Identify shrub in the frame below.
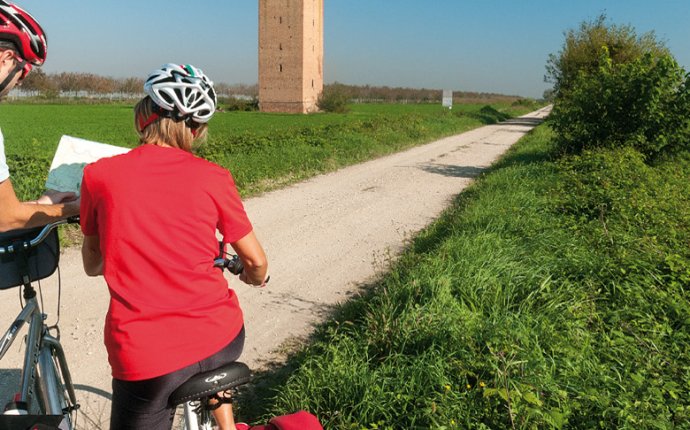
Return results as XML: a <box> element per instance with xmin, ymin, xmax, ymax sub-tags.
<box><xmin>545</xmin><ymin>14</ymin><xmax>669</xmax><ymax>96</ymax></box>
<box><xmin>464</xmin><ymin>105</ymin><xmax>511</xmax><ymax>124</ymax></box>
<box><xmin>218</xmin><ymin>96</ymin><xmax>258</xmax><ymax>112</ymax></box>
<box><xmin>549</xmin><ymin>52</ymin><xmax>690</xmax><ymax>158</ymax></box>
<box><xmin>511</xmin><ymin>98</ymin><xmax>538</xmax><ymax>109</ymax></box>
<box><xmin>317</xmin><ymin>86</ymin><xmax>350</xmax><ymax>113</ymax></box>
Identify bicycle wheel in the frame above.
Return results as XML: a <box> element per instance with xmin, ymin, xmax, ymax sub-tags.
<box><xmin>36</xmin><ymin>343</ymin><xmax>76</xmax><ymax>430</ymax></box>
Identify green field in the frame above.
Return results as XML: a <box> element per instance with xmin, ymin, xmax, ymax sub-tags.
<box><xmin>1</xmin><ymin>101</ymin><xmax>539</xmax><ymax>200</ymax></box>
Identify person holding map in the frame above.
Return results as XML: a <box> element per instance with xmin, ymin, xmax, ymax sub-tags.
<box><xmin>0</xmin><ymin>1</ymin><xmax>79</xmax><ymax>232</ymax></box>
<box><xmin>80</xmin><ymin>64</ymin><xmax>268</xmax><ymax>430</ymax></box>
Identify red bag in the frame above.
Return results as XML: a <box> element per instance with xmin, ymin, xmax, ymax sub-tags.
<box><xmin>239</xmin><ymin>410</ymin><xmax>324</xmax><ymax>430</ymax></box>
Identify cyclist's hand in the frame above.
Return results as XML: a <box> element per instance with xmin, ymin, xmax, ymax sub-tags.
<box><xmin>37</xmin><ymin>190</ymin><xmax>79</xmax><ymax>204</ymax></box>
<box><xmin>239</xmin><ymin>271</ymin><xmax>269</xmax><ymax>288</ymax></box>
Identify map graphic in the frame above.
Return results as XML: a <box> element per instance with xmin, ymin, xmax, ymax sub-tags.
<box><xmin>46</xmin><ymin>135</ymin><xmax>130</xmax><ymax>194</ymax></box>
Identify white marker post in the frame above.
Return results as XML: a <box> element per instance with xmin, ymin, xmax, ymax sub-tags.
<box><xmin>442</xmin><ymin>90</ymin><xmax>453</xmax><ymax>110</ymax></box>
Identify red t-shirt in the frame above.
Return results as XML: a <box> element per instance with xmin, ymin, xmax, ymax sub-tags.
<box><xmin>80</xmin><ymin>144</ymin><xmax>253</xmax><ymax>381</ymax></box>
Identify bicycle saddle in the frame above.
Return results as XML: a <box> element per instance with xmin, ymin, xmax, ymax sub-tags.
<box><xmin>168</xmin><ymin>361</ymin><xmax>251</xmax><ymax>407</ymax></box>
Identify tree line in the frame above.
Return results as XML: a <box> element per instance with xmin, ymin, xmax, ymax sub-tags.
<box><xmin>19</xmin><ymin>69</ymin><xmax>144</xmax><ymax>98</ymax></box>
<box><xmin>324</xmin><ymin>82</ymin><xmax>526</xmax><ymax>104</ymax></box>
<box><xmin>17</xmin><ymin>69</ymin><xmax>530</xmax><ymax>104</ymax></box>
<box><xmin>18</xmin><ymin>69</ymin><xmax>258</xmax><ymax>99</ymax></box>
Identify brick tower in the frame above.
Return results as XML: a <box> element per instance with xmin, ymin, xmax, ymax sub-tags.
<box><xmin>258</xmin><ymin>0</ymin><xmax>324</xmax><ymax>113</ymax></box>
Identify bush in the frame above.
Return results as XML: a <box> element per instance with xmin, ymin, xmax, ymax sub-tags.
<box><xmin>317</xmin><ymin>86</ymin><xmax>350</xmax><ymax>113</ymax></box>
<box><xmin>511</xmin><ymin>98</ymin><xmax>538</xmax><ymax>109</ymax></box>
<box><xmin>550</xmin><ymin>52</ymin><xmax>690</xmax><ymax>158</ymax></box>
<box><xmin>464</xmin><ymin>105</ymin><xmax>511</xmax><ymax>124</ymax></box>
<box><xmin>545</xmin><ymin>14</ymin><xmax>669</xmax><ymax>96</ymax></box>
<box><xmin>219</xmin><ymin>96</ymin><xmax>258</xmax><ymax>112</ymax></box>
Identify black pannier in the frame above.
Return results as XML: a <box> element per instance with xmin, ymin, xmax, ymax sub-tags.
<box><xmin>0</xmin><ymin>226</ymin><xmax>60</xmax><ymax>290</ymax></box>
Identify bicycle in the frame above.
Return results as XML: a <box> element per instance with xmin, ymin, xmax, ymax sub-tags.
<box><xmin>168</xmin><ymin>249</ymin><xmax>253</xmax><ymax>430</ymax></box>
<box><xmin>0</xmin><ymin>218</ymin><xmax>80</xmax><ymax>430</ymax></box>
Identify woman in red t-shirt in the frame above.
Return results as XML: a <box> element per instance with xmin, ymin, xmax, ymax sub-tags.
<box><xmin>80</xmin><ymin>64</ymin><xmax>268</xmax><ymax>430</ymax></box>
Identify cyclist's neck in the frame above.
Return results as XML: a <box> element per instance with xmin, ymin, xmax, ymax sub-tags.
<box><xmin>146</xmin><ymin>141</ymin><xmax>173</xmax><ymax>149</ymax></box>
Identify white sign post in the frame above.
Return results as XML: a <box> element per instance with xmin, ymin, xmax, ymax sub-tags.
<box><xmin>442</xmin><ymin>90</ymin><xmax>453</xmax><ymax>109</ymax></box>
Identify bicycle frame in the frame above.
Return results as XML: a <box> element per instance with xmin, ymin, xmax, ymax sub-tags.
<box><xmin>39</xmin><ymin>330</ymin><xmax>77</xmax><ymax>415</ymax></box>
<box><xmin>0</xmin><ymin>292</ymin><xmax>76</xmax><ymax>415</ymax></box>
<box><xmin>0</xmin><ymin>296</ymin><xmax>42</xmax><ymax>409</ymax></box>
<box><xmin>181</xmin><ymin>402</ymin><xmax>202</xmax><ymax>429</ymax></box>
<box><xmin>0</xmin><ymin>219</ymin><xmax>79</xmax><ymax>424</ymax></box>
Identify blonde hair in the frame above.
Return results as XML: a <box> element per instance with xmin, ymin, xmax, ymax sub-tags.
<box><xmin>134</xmin><ymin>96</ymin><xmax>208</xmax><ymax>152</ymax></box>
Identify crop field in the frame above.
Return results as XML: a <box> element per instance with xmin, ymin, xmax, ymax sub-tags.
<box><xmin>1</xmin><ymin>101</ymin><xmax>540</xmax><ymax>200</ymax></box>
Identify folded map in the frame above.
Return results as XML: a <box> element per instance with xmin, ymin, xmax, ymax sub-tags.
<box><xmin>45</xmin><ymin>135</ymin><xmax>130</xmax><ymax>194</ymax></box>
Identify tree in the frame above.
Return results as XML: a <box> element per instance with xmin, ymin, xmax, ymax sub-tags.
<box><xmin>54</xmin><ymin>72</ymin><xmax>81</xmax><ymax>96</ymax></box>
<box><xmin>20</xmin><ymin>68</ymin><xmax>58</xmax><ymax>97</ymax></box>
<box><xmin>118</xmin><ymin>77</ymin><xmax>144</xmax><ymax>97</ymax></box>
<box><xmin>545</xmin><ymin>14</ymin><xmax>669</xmax><ymax>97</ymax></box>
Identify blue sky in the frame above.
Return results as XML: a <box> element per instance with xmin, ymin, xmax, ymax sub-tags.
<box><xmin>17</xmin><ymin>1</ymin><xmax>690</xmax><ymax>99</ymax></box>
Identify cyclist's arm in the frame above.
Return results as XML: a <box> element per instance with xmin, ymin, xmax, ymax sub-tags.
<box><xmin>230</xmin><ymin>230</ymin><xmax>268</xmax><ymax>286</ymax></box>
<box><xmin>82</xmin><ymin>234</ymin><xmax>103</xmax><ymax>276</ymax></box>
<box><xmin>0</xmin><ymin>179</ymin><xmax>80</xmax><ymax>232</ymax></box>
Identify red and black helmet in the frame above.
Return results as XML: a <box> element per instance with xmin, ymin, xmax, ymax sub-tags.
<box><xmin>0</xmin><ymin>0</ymin><xmax>47</xmax><ymax>66</ymax></box>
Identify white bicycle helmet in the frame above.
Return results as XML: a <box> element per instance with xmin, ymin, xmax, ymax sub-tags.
<box><xmin>143</xmin><ymin>63</ymin><xmax>216</xmax><ymax>124</ymax></box>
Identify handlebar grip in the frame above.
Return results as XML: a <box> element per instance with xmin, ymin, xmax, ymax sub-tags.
<box><xmin>225</xmin><ymin>257</ymin><xmax>244</xmax><ymax>275</ymax></box>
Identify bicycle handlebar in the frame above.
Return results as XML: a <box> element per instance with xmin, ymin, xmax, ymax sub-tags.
<box><xmin>0</xmin><ymin>216</ymin><xmax>80</xmax><ymax>255</ymax></box>
<box><xmin>0</xmin><ymin>218</ymin><xmax>251</xmax><ymax>279</ymax></box>
<box><xmin>213</xmin><ymin>254</ymin><xmax>244</xmax><ymax>275</ymax></box>
<box><xmin>213</xmin><ymin>244</ymin><xmax>270</xmax><ymax>287</ymax></box>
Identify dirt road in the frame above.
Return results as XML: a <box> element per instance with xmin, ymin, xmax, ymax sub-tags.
<box><xmin>0</xmin><ymin>106</ymin><xmax>550</xmax><ymax>428</ymax></box>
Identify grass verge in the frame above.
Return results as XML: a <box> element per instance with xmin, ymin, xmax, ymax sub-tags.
<box><xmin>236</xmin><ymin>125</ymin><xmax>690</xmax><ymax>429</ymax></box>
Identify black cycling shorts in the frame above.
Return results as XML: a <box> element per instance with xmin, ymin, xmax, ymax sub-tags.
<box><xmin>110</xmin><ymin>326</ymin><xmax>245</xmax><ymax>430</ymax></box>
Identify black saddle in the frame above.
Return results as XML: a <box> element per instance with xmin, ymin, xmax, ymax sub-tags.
<box><xmin>168</xmin><ymin>361</ymin><xmax>251</xmax><ymax>407</ymax></box>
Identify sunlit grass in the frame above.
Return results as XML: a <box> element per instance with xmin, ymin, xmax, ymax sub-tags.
<box><xmin>238</xmin><ymin>126</ymin><xmax>690</xmax><ymax>429</ymax></box>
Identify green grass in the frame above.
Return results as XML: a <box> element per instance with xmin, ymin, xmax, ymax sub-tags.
<box><xmin>1</xmin><ymin>101</ymin><xmax>539</xmax><ymax>200</ymax></box>
<box><xmin>236</xmin><ymin>126</ymin><xmax>690</xmax><ymax>429</ymax></box>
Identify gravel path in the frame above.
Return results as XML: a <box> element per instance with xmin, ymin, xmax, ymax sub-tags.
<box><xmin>0</xmin><ymin>106</ymin><xmax>550</xmax><ymax>428</ymax></box>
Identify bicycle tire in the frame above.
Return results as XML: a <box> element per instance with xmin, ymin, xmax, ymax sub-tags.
<box><xmin>36</xmin><ymin>346</ymin><xmax>76</xmax><ymax>430</ymax></box>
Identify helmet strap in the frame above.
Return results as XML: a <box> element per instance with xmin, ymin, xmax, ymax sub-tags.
<box><xmin>0</xmin><ymin>57</ymin><xmax>25</xmax><ymax>95</ymax></box>
<box><xmin>137</xmin><ymin>111</ymin><xmax>160</xmax><ymax>132</ymax></box>
<box><xmin>138</xmin><ymin>103</ymin><xmax>201</xmax><ymax>136</ymax></box>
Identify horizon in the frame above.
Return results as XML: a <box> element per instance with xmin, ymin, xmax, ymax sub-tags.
<box><xmin>15</xmin><ymin>1</ymin><xmax>690</xmax><ymax>99</ymax></box>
